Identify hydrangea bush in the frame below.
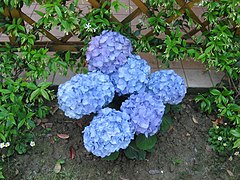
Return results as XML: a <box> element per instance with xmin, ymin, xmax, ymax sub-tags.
<box><xmin>57</xmin><ymin>71</ymin><xmax>114</xmax><ymax>119</ymax></box>
<box><xmin>121</xmin><ymin>92</ymin><xmax>165</xmax><ymax>137</ymax></box>
<box><xmin>86</xmin><ymin>30</ymin><xmax>133</xmax><ymax>75</ymax></box>
<box><xmin>83</xmin><ymin>108</ymin><xmax>134</xmax><ymax>157</ymax></box>
<box><xmin>110</xmin><ymin>55</ymin><xmax>151</xmax><ymax>95</ymax></box>
<box><xmin>57</xmin><ymin>30</ymin><xmax>187</xmax><ymax>159</ymax></box>
<box><xmin>147</xmin><ymin>70</ymin><xmax>187</xmax><ymax>105</ymax></box>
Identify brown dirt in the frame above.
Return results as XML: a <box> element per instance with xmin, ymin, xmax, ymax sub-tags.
<box><xmin>4</xmin><ymin>95</ymin><xmax>240</xmax><ymax>180</ymax></box>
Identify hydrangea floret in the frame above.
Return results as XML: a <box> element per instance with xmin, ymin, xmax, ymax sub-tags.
<box><xmin>86</xmin><ymin>30</ymin><xmax>133</xmax><ymax>75</ymax></box>
<box><xmin>83</xmin><ymin>108</ymin><xmax>135</xmax><ymax>157</ymax></box>
<box><xmin>57</xmin><ymin>71</ymin><xmax>115</xmax><ymax>119</ymax></box>
<box><xmin>121</xmin><ymin>92</ymin><xmax>165</xmax><ymax>137</ymax></box>
<box><xmin>147</xmin><ymin>70</ymin><xmax>187</xmax><ymax>105</ymax></box>
<box><xmin>110</xmin><ymin>55</ymin><xmax>151</xmax><ymax>95</ymax></box>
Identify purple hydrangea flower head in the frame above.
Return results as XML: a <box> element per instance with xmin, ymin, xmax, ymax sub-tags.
<box><xmin>57</xmin><ymin>71</ymin><xmax>115</xmax><ymax>119</ymax></box>
<box><xmin>147</xmin><ymin>70</ymin><xmax>187</xmax><ymax>105</ymax></box>
<box><xmin>86</xmin><ymin>30</ymin><xmax>133</xmax><ymax>74</ymax></box>
<box><xmin>83</xmin><ymin>108</ymin><xmax>135</xmax><ymax>157</ymax></box>
<box><xmin>110</xmin><ymin>55</ymin><xmax>151</xmax><ymax>95</ymax></box>
<box><xmin>121</xmin><ymin>92</ymin><xmax>165</xmax><ymax>137</ymax></box>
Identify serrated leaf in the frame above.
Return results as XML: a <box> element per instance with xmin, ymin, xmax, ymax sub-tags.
<box><xmin>160</xmin><ymin>114</ymin><xmax>174</xmax><ymax>133</ymax></box>
<box><xmin>124</xmin><ymin>142</ymin><xmax>146</xmax><ymax>160</ymax></box>
<box><xmin>136</xmin><ymin>134</ymin><xmax>157</xmax><ymax>150</ymax></box>
<box><xmin>103</xmin><ymin>151</ymin><xmax>119</xmax><ymax>161</ymax></box>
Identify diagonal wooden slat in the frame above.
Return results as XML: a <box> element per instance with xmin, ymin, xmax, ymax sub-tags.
<box><xmin>145</xmin><ymin>0</ymin><xmax>202</xmax><ymax>37</ymax></box>
<box><xmin>176</xmin><ymin>0</ymin><xmax>207</xmax><ymax>32</ymax></box>
<box><xmin>121</xmin><ymin>8</ymin><xmax>142</xmax><ymax>25</ymax></box>
<box><xmin>20</xmin><ymin>11</ymin><xmax>61</xmax><ymax>43</ymax></box>
<box><xmin>131</xmin><ymin>0</ymin><xmax>151</xmax><ymax>16</ymax></box>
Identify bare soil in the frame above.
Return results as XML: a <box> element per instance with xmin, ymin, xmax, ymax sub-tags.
<box><xmin>4</xmin><ymin>95</ymin><xmax>240</xmax><ymax>180</ymax></box>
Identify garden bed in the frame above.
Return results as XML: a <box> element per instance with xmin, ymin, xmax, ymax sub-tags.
<box><xmin>4</xmin><ymin>95</ymin><xmax>240</xmax><ymax>180</ymax></box>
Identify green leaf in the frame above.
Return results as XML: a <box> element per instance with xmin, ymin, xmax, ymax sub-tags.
<box><xmin>210</xmin><ymin>89</ymin><xmax>221</xmax><ymax>96</ymax></box>
<box><xmin>65</xmin><ymin>51</ymin><xmax>70</xmax><ymax>61</ymax></box>
<box><xmin>160</xmin><ymin>114</ymin><xmax>174</xmax><ymax>133</ymax></box>
<box><xmin>0</xmin><ymin>89</ymin><xmax>11</xmax><ymax>94</ymax></box>
<box><xmin>172</xmin><ymin>47</ymin><xmax>178</xmax><ymax>54</ymax></box>
<box><xmin>136</xmin><ymin>134</ymin><xmax>157</xmax><ymax>150</ymax></box>
<box><xmin>15</xmin><ymin>143</ymin><xmax>27</xmax><ymax>154</ymax></box>
<box><xmin>30</xmin><ymin>89</ymin><xmax>40</xmax><ymax>101</ymax></box>
<box><xmin>17</xmin><ymin>118</ymin><xmax>26</xmax><ymax>129</ymax></box>
<box><xmin>40</xmin><ymin>89</ymin><xmax>50</xmax><ymax>100</ymax></box>
<box><xmin>124</xmin><ymin>142</ymin><xmax>146</xmax><ymax>160</ymax></box>
<box><xmin>34</xmin><ymin>10</ymin><xmax>44</xmax><ymax>16</ymax></box>
<box><xmin>27</xmin><ymin>119</ymin><xmax>35</xmax><ymax>129</ymax></box>
<box><xmin>233</xmin><ymin>139</ymin><xmax>240</xmax><ymax>148</ymax></box>
<box><xmin>103</xmin><ymin>151</ymin><xmax>119</xmax><ymax>161</ymax></box>
<box><xmin>228</xmin><ymin>104</ymin><xmax>240</xmax><ymax>111</ymax></box>
<box><xmin>26</xmin><ymin>82</ymin><xmax>38</xmax><ymax>90</ymax></box>
<box><xmin>231</xmin><ymin>129</ymin><xmax>240</xmax><ymax>138</ymax></box>
<box><xmin>55</xmin><ymin>6</ymin><xmax>62</xmax><ymax>17</ymax></box>
<box><xmin>0</xmin><ymin>133</ymin><xmax>6</xmax><ymax>142</ymax></box>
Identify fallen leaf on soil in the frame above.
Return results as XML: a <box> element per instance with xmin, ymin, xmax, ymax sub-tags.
<box><xmin>120</xmin><ymin>177</ymin><xmax>129</xmax><ymax>180</ymax></box>
<box><xmin>34</xmin><ymin>118</ymin><xmax>42</xmax><ymax>126</ymax></box>
<box><xmin>70</xmin><ymin>146</ymin><xmax>76</xmax><ymax>159</ymax></box>
<box><xmin>54</xmin><ymin>162</ymin><xmax>61</xmax><ymax>173</ymax></box>
<box><xmin>206</xmin><ymin>145</ymin><xmax>212</xmax><ymax>152</ymax></box>
<box><xmin>186</xmin><ymin>133</ymin><xmax>191</xmax><ymax>137</ymax></box>
<box><xmin>45</xmin><ymin>123</ymin><xmax>53</xmax><ymax>128</ymax></box>
<box><xmin>76</xmin><ymin>121</ymin><xmax>83</xmax><ymax>128</ymax></box>
<box><xmin>57</xmin><ymin>133</ymin><xmax>69</xmax><ymax>139</ymax></box>
<box><xmin>50</xmin><ymin>106</ymin><xmax>59</xmax><ymax>115</ymax></box>
<box><xmin>41</xmin><ymin>118</ymin><xmax>49</xmax><ymax>123</ymax></box>
<box><xmin>167</xmin><ymin>126</ymin><xmax>174</xmax><ymax>133</ymax></box>
<box><xmin>15</xmin><ymin>169</ymin><xmax>19</xmax><ymax>175</ymax></box>
<box><xmin>226</xmin><ymin>169</ymin><xmax>234</xmax><ymax>177</ymax></box>
<box><xmin>212</xmin><ymin>117</ymin><xmax>223</xmax><ymax>125</ymax></box>
<box><xmin>192</xmin><ymin>116</ymin><xmax>199</xmax><ymax>124</ymax></box>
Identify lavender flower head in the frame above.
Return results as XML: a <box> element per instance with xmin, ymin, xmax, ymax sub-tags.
<box><xmin>147</xmin><ymin>70</ymin><xmax>187</xmax><ymax>105</ymax></box>
<box><xmin>57</xmin><ymin>71</ymin><xmax>115</xmax><ymax>119</ymax></box>
<box><xmin>83</xmin><ymin>108</ymin><xmax>135</xmax><ymax>157</ymax></box>
<box><xmin>86</xmin><ymin>30</ymin><xmax>133</xmax><ymax>75</ymax></box>
<box><xmin>110</xmin><ymin>55</ymin><xmax>151</xmax><ymax>95</ymax></box>
<box><xmin>121</xmin><ymin>92</ymin><xmax>165</xmax><ymax>137</ymax></box>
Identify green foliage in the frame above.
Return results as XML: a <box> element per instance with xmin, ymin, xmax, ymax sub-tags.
<box><xmin>124</xmin><ymin>141</ymin><xmax>146</xmax><ymax>160</ymax></box>
<box><xmin>0</xmin><ymin>3</ymin><xmax>76</xmax><ymax>175</ymax></box>
<box><xmin>208</xmin><ymin>124</ymin><xmax>236</xmax><ymax>156</ymax></box>
<box><xmin>103</xmin><ymin>151</ymin><xmax>120</xmax><ymax>161</ymax></box>
<box><xmin>135</xmin><ymin>134</ymin><xmax>157</xmax><ymax>151</ymax></box>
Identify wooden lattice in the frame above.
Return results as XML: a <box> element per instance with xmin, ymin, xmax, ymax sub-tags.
<box><xmin>0</xmin><ymin>0</ymin><xmax>238</xmax><ymax>51</ymax></box>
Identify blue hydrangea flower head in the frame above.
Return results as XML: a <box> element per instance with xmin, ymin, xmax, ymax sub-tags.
<box><xmin>83</xmin><ymin>108</ymin><xmax>135</xmax><ymax>157</ymax></box>
<box><xmin>57</xmin><ymin>71</ymin><xmax>115</xmax><ymax>119</ymax></box>
<box><xmin>121</xmin><ymin>92</ymin><xmax>165</xmax><ymax>137</ymax></box>
<box><xmin>86</xmin><ymin>30</ymin><xmax>133</xmax><ymax>74</ymax></box>
<box><xmin>110</xmin><ymin>55</ymin><xmax>151</xmax><ymax>95</ymax></box>
<box><xmin>147</xmin><ymin>70</ymin><xmax>187</xmax><ymax>105</ymax></box>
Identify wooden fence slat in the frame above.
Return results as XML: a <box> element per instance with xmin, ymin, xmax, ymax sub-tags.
<box><xmin>176</xmin><ymin>0</ymin><xmax>207</xmax><ymax>33</ymax></box>
<box><xmin>121</xmin><ymin>8</ymin><xmax>142</xmax><ymax>25</ymax></box>
<box><xmin>131</xmin><ymin>0</ymin><xmax>150</xmax><ymax>16</ymax></box>
<box><xmin>20</xmin><ymin>11</ymin><xmax>61</xmax><ymax>43</ymax></box>
<box><xmin>1</xmin><ymin>0</ymin><xmax>238</xmax><ymax>52</ymax></box>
